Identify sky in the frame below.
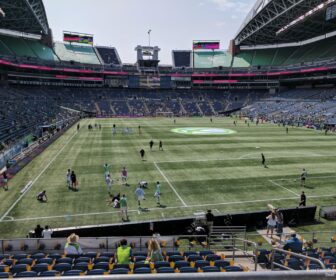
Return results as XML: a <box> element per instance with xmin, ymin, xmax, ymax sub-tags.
<box><xmin>43</xmin><ymin>0</ymin><xmax>256</xmax><ymax>64</ymax></box>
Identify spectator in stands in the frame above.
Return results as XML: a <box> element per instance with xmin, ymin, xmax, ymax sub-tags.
<box><xmin>283</xmin><ymin>233</ymin><xmax>303</xmax><ymax>253</ymax></box>
<box><xmin>42</xmin><ymin>225</ymin><xmax>53</xmax><ymax>239</ymax></box>
<box><xmin>147</xmin><ymin>238</ymin><xmax>163</xmax><ymax>262</ymax></box>
<box><xmin>34</xmin><ymin>224</ymin><xmax>43</xmax><ymax>238</ymax></box>
<box><xmin>115</xmin><ymin>239</ymin><xmax>131</xmax><ymax>264</ymax></box>
<box><xmin>64</xmin><ymin>233</ymin><xmax>83</xmax><ymax>255</ymax></box>
<box><xmin>206</xmin><ymin>210</ymin><xmax>215</xmax><ymax>236</ymax></box>
<box><xmin>37</xmin><ymin>190</ymin><xmax>47</xmax><ymax>202</ymax></box>
<box><xmin>266</xmin><ymin>212</ymin><xmax>277</xmax><ymax>238</ymax></box>
<box><xmin>275</xmin><ymin>208</ymin><xmax>284</xmax><ymax>237</ymax></box>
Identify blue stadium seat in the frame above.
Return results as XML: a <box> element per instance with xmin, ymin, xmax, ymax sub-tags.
<box><xmin>93</xmin><ymin>262</ymin><xmax>110</xmax><ymax>271</ymax></box>
<box><xmin>285</xmin><ymin>258</ymin><xmax>302</xmax><ymax>270</ymax></box>
<box><xmin>0</xmin><ymin>255</ymin><xmax>10</xmax><ymax>261</ymax></box>
<box><xmin>99</xmin><ymin>252</ymin><xmax>114</xmax><ymax>258</ymax></box>
<box><xmin>194</xmin><ymin>260</ymin><xmax>210</xmax><ymax>268</ymax></box>
<box><xmin>169</xmin><ymin>255</ymin><xmax>184</xmax><ymax>262</ymax></box>
<box><xmin>0</xmin><ymin>272</ymin><xmax>9</xmax><ymax>279</ymax></box>
<box><xmin>224</xmin><ymin>266</ymin><xmax>243</xmax><ymax>272</ymax></box>
<box><xmin>17</xmin><ymin>258</ymin><xmax>33</xmax><ymax>265</ymax></box>
<box><xmin>188</xmin><ymin>254</ymin><xmax>203</xmax><ymax>262</ymax></box>
<box><xmin>0</xmin><ymin>266</ymin><xmax>9</xmax><ymax>273</ymax></box>
<box><xmin>2</xmin><ymin>260</ymin><xmax>13</xmax><ymax>267</ymax></box>
<box><xmin>134</xmin><ymin>267</ymin><xmax>151</xmax><ymax>274</ymax></box>
<box><xmin>31</xmin><ymin>253</ymin><xmax>45</xmax><ymax>260</ymax></box>
<box><xmin>83</xmin><ymin>252</ymin><xmax>97</xmax><ymax>259</ymax></box>
<box><xmin>153</xmin><ymin>261</ymin><xmax>170</xmax><ymax>269</ymax></box>
<box><xmin>87</xmin><ymin>269</ymin><xmax>106</xmax><ymax>275</ymax></box>
<box><xmin>257</xmin><ymin>249</ymin><xmax>270</xmax><ymax>263</ymax></box>
<box><xmin>206</xmin><ymin>254</ymin><xmax>221</xmax><ymax>261</ymax></box>
<box><xmin>113</xmin><ymin>264</ymin><xmax>129</xmax><ymax>269</ymax></box>
<box><xmin>94</xmin><ymin>256</ymin><xmax>111</xmax><ymax>263</ymax></box>
<box><xmin>202</xmin><ymin>266</ymin><xmax>220</xmax><ymax>272</ymax></box>
<box><xmin>133</xmin><ymin>261</ymin><xmax>150</xmax><ymax>269</ymax></box>
<box><xmin>133</xmin><ymin>255</ymin><xmax>147</xmax><ymax>262</ymax></box>
<box><xmin>63</xmin><ymin>270</ymin><xmax>82</xmax><ymax>276</ymax></box>
<box><xmin>165</xmin><ymin>251</ymin><xmax>180</xmax><ymax>257</ymax></box>
<box><xmin>53</xmin><ymin>263</ymin><xmax>72</xmax><ymax>272</ymax></box>
<box><xmin>199</xmin><ymin>250</ymin><xmax>214</xmax><ymax>257</ymax></box>
<box><xmin>156</xmin><ymin>267</ymin><xmax>175</xmax><ymax>273</ymax></box>
<box><xmin>13</xmin><ymin>254</ymin><xmax>28</xmax><ymax>261</ymax></box>
<box><xmin>174</xmin><ymin>261</ymin><xmax>189</xmax><ymax>269</ymax></box>
<box><xmin>132</xmin><ymin>252</ymin><xmax>147</xmax><ymax>257</ymax></box>
<box><xmin>74</xmin><ymin>257</ymin><xmax>91</xmax><ymax>264</ymax></box>
<box><xmin>109</xmin><ymin>268</ymin><xmax>129</xmax><ymax>274</ymax></box>
<box><xmin>11</xmin><ymin>264</ymin><xmax>28</xmax><ymax>274</ymax></box>
<box><xmin>39</xmin><ymin>270</ymin><xmax>59</xmax><ymax>277</ymax></box>
<box><xmin>183</xmin><ymin>251</ymin><xmax>198</xmax><ymax>257</ymax></box>
<box><xmin>32</xmin><ymin>263</ymin><xmax>49</xmax><ymax>273</ymax></box>
<box><xmin>49</xmin><ymin>253</ymin><xmax>62</xmax><ymax>260</ymax></box>
<box><xmin>214</xmin><ymin>260</ymin><xmax>230</xmax><ymax>268</ymax></box>
<box><xmin>56</xmin><ymin>257</ymin><xmax>73</xmax><ymax>264</ymax></box>
<box><xmin>179</xmin><ymin>267</ymin><xmax>197</xmax><ymax>273</ymax></box>
<box><xmin>14</xmin><ymin>271</ymin><xmax>37</xmax><ymax>278</ymax></box>
<box><xmin>73</xmin><ymin>262</ymin><xmax>89</xmax><ymax>272</ymax></box>
<box><xmin>36</xmin><ymin>258</ymin><xmax>53</xmax><ymax>265</ymax></box>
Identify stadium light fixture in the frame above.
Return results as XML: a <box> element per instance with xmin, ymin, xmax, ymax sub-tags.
<box><xmin>276</xmin><ymin>0</ymin><xmax>336</xmax><ymax>36</ymax></box>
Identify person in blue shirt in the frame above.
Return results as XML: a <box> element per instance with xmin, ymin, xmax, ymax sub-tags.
<box><xmin>283</xmin><ymin>233</ymin><xmax>303</xmax><ymax>253</ymax></box>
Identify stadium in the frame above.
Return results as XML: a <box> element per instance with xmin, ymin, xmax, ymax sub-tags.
<box><xmin>0</xmin><ymin>0</ymin><xmax>336</xmax><ymax>278</ymax></box>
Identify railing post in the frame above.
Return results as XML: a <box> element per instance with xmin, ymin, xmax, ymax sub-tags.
<box><xmin>254</xmin><ymin>245</ymin><xmax>258</xmax><ymax>271</ymax></box>
<box><xmin>232</xmin><ymin>238</ymin><xmax>236</xmax><ymax>261</ymax></box>
<box><xmin>271</xmin><ymin>249</ymin><xmax>275</xmax><ymax>271</ymax></box>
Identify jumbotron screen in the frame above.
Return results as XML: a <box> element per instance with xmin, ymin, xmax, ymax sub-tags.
<box><xmin>63</xmin><ymin>32</ymin><xmax>93</xmax><ymax>45</ymax></box>
<box><xmin>193</xmin><ymin>41</ymin><xmax>220</xmax><ymax>50</ymax></box>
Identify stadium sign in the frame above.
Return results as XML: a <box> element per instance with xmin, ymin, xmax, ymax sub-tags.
<box><xmin>171</xmin><ymin>127</ymin><xmax>236</xmax><ymax>135</ymax></box>
<box><xmin>193</xmin><ymin>40</ymin><xmax>220</xmax><ymax>50</ymax></box>
<box><xmin>63</xmin><ymin>31</ymin><xmax>93</xmax><ymax>45</ymax></box>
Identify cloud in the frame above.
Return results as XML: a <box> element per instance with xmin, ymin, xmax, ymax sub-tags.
<box><xmin>211</xmin><ymin>0</ymin><xmax>255</xmax><ymax>13</ymax></box>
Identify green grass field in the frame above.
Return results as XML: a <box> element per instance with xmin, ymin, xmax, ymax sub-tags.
<box><xmin>1</xmin><ymin>117</ymin><xmax>336</xmax><ymax>239</ymax></box>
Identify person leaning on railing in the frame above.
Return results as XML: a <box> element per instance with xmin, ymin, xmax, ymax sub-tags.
<box><xmin>282</xmin><ymin>233</ymin><xmax>303</xmax><ymax>253</ymax></box>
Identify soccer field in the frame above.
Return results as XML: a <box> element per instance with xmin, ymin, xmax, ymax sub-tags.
<box><xmin>1</xmin><ymin>117</ymin><xmax>336</xmax><ymax>238</ymax></box>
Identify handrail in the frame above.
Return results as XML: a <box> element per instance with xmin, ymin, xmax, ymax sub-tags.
<box><xmin>271</xmin><ymin>248</ymin><xmax>325</xmax><ymax>271</ymax></box>
<box><xmin>234</xmin><ymin>238</ymin><xmax>258</xmax><ymax>271</ymax></box>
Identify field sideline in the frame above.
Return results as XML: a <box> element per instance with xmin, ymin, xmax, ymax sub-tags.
<box><xmin>1</xmin><ymin>117</ymin><xmax>336</xmax><ymax>238</ymax></box>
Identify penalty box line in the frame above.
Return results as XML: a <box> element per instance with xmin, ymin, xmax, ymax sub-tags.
<box><xmin>0</xmin><ymin>127</ymin><xmax>79</xmax><ymax>222</ymax></box>
<box><xmin>3</xmin><ymin>193</ymin><xmax>336</xmax><ymax>223</ymax></box>
<box><xmin>153</xmin><ymin>162</ymin><xmax>187</xmax><ymax>207</ymax></box>
<box><xmin>269</xmin><ymin>180</ymin><xmax>300</xmax><ymax>197</ymax></box>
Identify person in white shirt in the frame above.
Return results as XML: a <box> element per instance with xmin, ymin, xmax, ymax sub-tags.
<box><xmin>266</xmin><ymin>212</ymin><xmax>277</xmax><ymax>238</ymax></box>
<box><xmin>42</xmin><ymin>226</ymin><xmax>53</xmax><ymax>239</ymax></box>
<box><xmin>64</xmin><ymin>233</ymin><xmax>83</xmax><ymax>255</ymax></box>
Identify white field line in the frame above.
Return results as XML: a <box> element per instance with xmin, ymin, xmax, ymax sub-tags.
<box><xmin>153</xmin><ymin>162</ymin><xmax>187</xmax><ymax>207</ymax></box>
<box><xmin>269</xmin><ymin>180</ymin><xmax>300</xmax><ymax>197</ymax></box>
<box><xmin>0</xmin><ymin>130</ymin><xmax>79</xmax><ymax>221</ymax></box>
<box><xmin>3</xmin><ymin>193</ymin><xmax>336</xmax><ymax>223</ymax></box>
<box><xmin>274</xmin><ymin>175</ymin><xmax>336</xmax><ymax>181</ymax></box>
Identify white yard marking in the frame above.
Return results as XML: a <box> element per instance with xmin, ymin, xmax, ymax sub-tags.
<box><xmin>274</xmin><ymin>175</ymin><xmax>336</xmax><ymax>181</ymax></box>
<box><xmin>269</xmin><ymin>180</ymin><xmax>300</xmax><ymax>197</ymax></box>
<box><xmin>0</xmin><ymin>129</ymin><xmax>79</xmax><ymax>221</ymax></box>
<box><xmin>3</xmin><ymin>193</ymin><xmax>336</xmax><ymax>223</ymax></box>
<box><xmin>153</xmin><ymin>161</ymin><xmax>187</xmax><ymax>207</ymax></box>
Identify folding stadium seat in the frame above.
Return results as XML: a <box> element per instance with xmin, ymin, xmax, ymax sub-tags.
<box><xmin>65</xmin><ymin>254</ymin><xmax>81</xmax><ymax>259</ymax></box>
<box><xmin>153</xmin><ymin>261</ymin><xmax>170</xmax><ymax>269</ymax></box>
<box><xmin>188</xmin><ymin>254</ymin><xmax>203</xmax><ymax>262</ymax></box>
<box><xmin>12</xmin><ymin>254</ymin><xmax>28</xmax><ymax>261</ymax></box>
<box><xmin>11</xmin><ymin>264</ymin><xmax>29</xmax><ymax>274</ymax></box>
<box><xmin>0</xmin><ymin>266</ymin><xmax>9</xmax><ymax>273</ymax></box>
<box><xmin>133</xmin><ymin>267</ymin><xmax>151</xmax><ymax>274</ymax></box>
<box><xmin>87</xmin><ymin>269</ymin><xmax>106</xmax><ymax>275</ymax></box>
<box><xmin>165</xmin><ymin>251</ymin><xmax>181</xmax><ymax>257</ymax></box>
<box><xmin>36</xmin><ymin>258</ymin><xmax>53</xmax><ymax>265</ymax></box>
<box><xmin>32</xmin><ymin>263</ymin><xmax>49</xmax><ymax>273</ymax></box>
<box><xmin>156</xmin><ymin>267</ymin><xmax>175</xmax><ymax>273</ymax></box>
<box><xmin>323</xmin><ymin>256</ymin><xmax>336</xmax><ymax>264</ymax></box>
<box><xmin>202</xmin><ymin>266</ymin><xmax>220</xmax><ymax>273</ymax></box>
<box><xmin>39</xmin><ymin>270</ymin><xmax>59</xmax><ymax>277</ymax></box>
<box><xmin>224</xmin><ymin>266</ymin><xmax>244</xmax><ymax>272</ymax></box>
<box><xmin>194</xmin><ymin>260</ymin><xmax>210</xmax><ymax>269</ymax></box>
<box><xmin>74</xmin><ymin>257</ymin><xmax>91</xmax><ymax>264</ymax></box>
<box><xmin>133</xmin><ymin>255</ymin><xmax>147</xmax><ymax>262</ymax></box>
<box><xmin>183</xmin><ymin>251</ymin><xmax>198</xmax><ymax>257</ymax></box>
<box><xmin>174</xmin><ymin>261</ymin><xmax>190</xmax><ymax>269</ymax></box>
<box><xmin>63</xmin><ymin>269</ymin><xmax>82</xmax><ymax>276</ymax></box>
<box><xmin>94</xmin><ymin>256</ymin><xmax>111</xmax><ymax>264</ymax></box>
<box><xmin>306</xmin><ymin>253</ymin><xmax>319</xmax><ymax>259</ymax></box>
<box><xmin>109</xmin><ymin>268</ymin><xmax>129</xmax><ymax>274</ymax></box>
<box><xmin>0</xmin><ymin>272</ymin><xmax>9</xmax><ymax>279</ymax></box>
<box><xmin>133</xmin><ymin>251</ymin><xmax>147</xmax><ymax>257</ymax></box>
<box><xmin>17</xmin><ymin>258</ymin><xmax>33</xmax><ymax>265</ymax></box>
<box><xmin>56</xmin><ymin>257</ymin><xmax>73</xmax><ymax>264</ymax></box>
<box><xmin>31</xmin><ymin>253</ymin><xmax>45</xmax><ymax>260</ymax></box>
<box><xmin>14</xmin><ymin>271</ymin><xmax>37</xmax><ymax>278</ymax></box>
<box><xmin>206</xmin><ymin>254</ymin><xmax>221</xmax><ymax>262</ymax></box>
<box><xmin>49</xmin><ymin>253</ymin><xmax>61</xmax><ymax>260</ymax></box>
<box><xmin>53</xmin><ymin>263</ymin><xmax>72</xmax><ymax>273</ymax></box>
<box><xmin>83</xmin><ymin>252</ymin><xmax>97</xmax><ymax>259</ymax></box>
<box><xmin>283</xmin><ymin>258</ymin><xmax>302</xmax><ymax>270</ymax></box>
<box><xmin>179</xmin><ymin>267</ymin><xmax>197</xmax><ymax>273</ymax></box>
<box><xmin>99</xmin><ymin>252</ymin><xmax>114</xmax><ymax>258</ymax></box>
<box><xmin>93</xmin><ymin>262</ymin><xmax>110</xmax><ymax>271</ymax></box>
<box><xmin>133</xmin><ymin>261</ymin><xmax>150</xmax><ymax>269</ymax></box>
<box><xmin>0</xmin><ymin>255</ymin><xmax>10</xmax><ymax>262</ymax></box>
<box><xmin>169</xmin><ymin>255</ymin><xmax>184</xmax><ymax>262</ymax></box>
<box><xmin>199</xmin><ymin>250</ymin><xmax>214</xmax><ymax>258</ymax></box>
<box><xmin>214</xmin><ymin>260</ymin><xmax>230</xmax><ymax>268</ymax></box>
<box><xmin>73</xmin><ymin>262</ymin><xmax>89</xmax><ymax>272</ymax></box>
<box><xmin>2</xmin><ymin>260</ymin><xmax>13</xmax><ymax>267</ymax></box>
<box><xmin>113</xmin><ymin>263</ymin><xmax>130</xmax><ymax>270</ymax></box>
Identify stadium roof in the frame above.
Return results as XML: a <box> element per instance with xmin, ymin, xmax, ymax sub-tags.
<box><xmin>235</xmin><ymin>0</ymin><xmax>336</xmax><ymax>46</ymax></box>
<box><xmin>0</xmin><ymin>0</ymin><xmax>49</xmax><ymax>35</ymax></box>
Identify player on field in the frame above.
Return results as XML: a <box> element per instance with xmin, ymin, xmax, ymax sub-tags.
<box><xmin>66</xmin><ymin>169</ymin><xmax>71</xmax><ymax>189</ymax></box>
<box><xmin>120</xmin><ymin>194</ymin><xmax>129</xmax><ymax>221</ymax></box>
<box><xmin>2</xmin><ymin>171</ymin><xmax>8</xmax><ymax>191</ymax></box>
<box><xmin>37</xmin><ymin>190</ymin><xmax>47</xmax><ymax>202</ymax></box>
<box><xmin>140</xmin><ymin>149</ymin><xmax>145</xmax><ymax>161</ymax></box>
<box><xmin>154</xmin><ymin>181</ymin><xmax>161</xmax><ymax>205</ymax></box>
<box><xmin>300</xmin><ymin>169</ymin><xmax>307</xmax><ymax>187</ymax></box>
<box><xmin>299</xmin><ymin>191</ymin><xmax>306</xmax><ymax>206</ymax></box>
<box><xmin>261</xmin><ymin>153</ymin><xmax>267</xmax><ymax>168</ymax></box>
<box><xmin>135</xmin><ymin>185</ymin><xmax>145</xmax><ymax>209</ymax></box>
<box><xmin>159</xmin><ymin>140</ymin><xmax>163</xmax><ymax>151</ymax></box>
<box><xmin>121</xmin><ymin>167</ymin><xmax>129</xmax><ymax>186</ymax></box>
<box><xmin>149</xmin><ymin>140</ymin><xmax>154</xmax><ymax>151</ymax></box>
<box><xmin>105</xmin><ymin>174</ymin><xmax>113</xmax><ymax>193</ymax></box>
<box><xmin>103</xmin><ymin>163</ymin><xmax>111</xmax><ymax>177</ymax></box>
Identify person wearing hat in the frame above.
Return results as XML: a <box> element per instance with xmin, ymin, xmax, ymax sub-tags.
<box><xmin>64</xmin><ymin>233</ymin><xmax>83</xmax><ymax>255</ymax></box>
<box><xmin>283</xmin><ymin>233</ymin><xmax>303</xmax><ymax>253</ymax></box>
<box><xmin>115</xmin><ymin>239</ymin><xmax>132</xmax><ymax>264</ymax></box>
<box><xmin>206</xmin><ymin>210</ymin><xmax>215</xmax><ymax>236</ymax></box>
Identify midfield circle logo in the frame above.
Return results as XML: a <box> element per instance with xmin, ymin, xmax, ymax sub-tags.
<box><xmin>171</xmin><ymin>127</ymin><xmax>237</xmax><ymax>135</ymax></box>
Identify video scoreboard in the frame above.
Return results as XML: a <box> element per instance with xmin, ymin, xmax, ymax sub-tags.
<box><xmin>63</xmin><ymin>32</ymin><xmax>93</xmax><ymax>45</ymax></box>
<box><xmin>193</xmin><ymin>41</ymin><xmax>220</xmax><ymax>50</ymax></box>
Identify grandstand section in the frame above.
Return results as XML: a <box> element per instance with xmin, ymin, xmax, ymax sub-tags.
<box><xmin>194</xmin><ymin>51</ymin><xmax>232</xmax><ymax>68</ymax></box>
<box><xmin>96</xmin><ymin>46</ymin><xmax>121</xmax><ymax>65</ymax></box>
<box><xmin>172</xmin><ymin>50</ymin><xmax>192</xmax><ymax>68</ymax></box>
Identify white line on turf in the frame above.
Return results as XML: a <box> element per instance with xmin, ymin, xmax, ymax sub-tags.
<box><xmin>153</xmin><ymin>162</ymin><xmax>187</xmax><ymax>207</ymax></box>
<box><xmin>269</xmin><ymin>180</ymin><xmax>300</xmax><ymax>197</ymax></box>
<box><xmin>3</xmin><ymin>193</ymin><xmax>336</xmax><ymax>223</ymax></box>
<box><xmin>274</xmin><ymin>175</ymin><xmax>336</xmax><ymax>181</ymax></box>
<box><xmin>0</xmin><ymin>129</ymin><xmax>79</xmax><ymax>222</ymax></box>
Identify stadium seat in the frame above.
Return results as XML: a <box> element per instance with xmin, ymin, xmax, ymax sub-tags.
<box><xmin>83</xmin><ymin>252</ymin><xmax>97</xmax><ymax>259</ymax></box>
<box><xmin>0</xmin><ymin>272</ymin><xmax>9</xmax><ymax>279</ymax></box>
<box><xmin>133</xmin><ymin>255</ymin><xmax>147</xmax><ymax>262</ymax></box>
<box><xmin>11</xmin><ymin>264</ymin><xmax>28</xmax><ymax>274</ymax></box>
<box><xmin>0</xmin><ymin>266</ymin><xmax>9</xmax><ymax>273</ymax></box>
<box><xmin>284</xmin><ymin>258</ymin><xmax>302</xmax><ymax>270</ymax></box>
<box><xmin>214</xmin><ymin>260</ymin><xmax>230</xmax><ymax>268</ymax></box>
<box><xmin>257</xmin><ymin>249</ymin><xmax>270</xmax><ymax>263</ymax></box>
<box><xmin>73</xmin><ymin>262</ymin><xmax>89</xmax><ymax>272</ymax></box>
<box><xmin>53</xmin><ymin>263</ymin><xmax>72</xmax><ymax>272</ymax></box>
<box><xmin>153</xmin><ymin>261</ymin><xmax>170</xmax><ymax>269</ymax></box>
<box><xmin>14</xmin><ymin>271</ymin><xmax>37</xmax><ymax>278</ymax></box>
<box><xmin>133</xmin><ymin>261</ymin><xmax>150</xmax><ymax>269</ymax></box>
<box><xmin>165</xmin><ymin>251</ymin><xmax>181</xmax><ymax>257</ymax></box>
<box><xmin>188</xmin><ymin>254</ymin><xmax>203</xmax><ymax>262</ymax></box>
<box><xmin>39</xmin><ymin>270</ymin><xmax>59</xmax><ymax>277</ymax></box>
<box><xmin>36</xmin><ymin>258</ymin><xmax>53</xmax><ymax>265</ymax></box>
<box><xmin>174</xmin><ymin>261</ymin><xmax>190</xmax><ymax>269</ymax></box>
<box><xmin>2</xmin><ymin>260</ymin><xmax>13</xmax><ymax>267</ymax></box>
<box><xmin>99</xmin><ymin>252</ymin><xmax>114</xmax><ymax>258</ymax></box>
<box><xmin>63</xmin><ymin>269</ymin><xmax>82</xmax><ymax>276</ymax></box>
<box><xmin>87</xmin><ymin>269</ymin><xmax>106</xmax><ymax>275</ymax></box>
<box><xmin>49</xmin><ymin>253</ymin><xmax>62</xmax><ymax>260</ymax></box>
<box><xmin>133</xmin><ymin>251</ymin><xmax>147</xmax><ymax>257</ymax></box>
<box><xmin>194</xmin><ymin>260</ymin><xmax>210</xmax><ymax>268</ymax></box>
<box><xmin>94</xmin><ymin>256</ymin><xmax>111</xmax><ymax>263</ymax></box>
<box><xmin>113</xmin><ymin>264</ymin><xmax>130</xmax><ymax>269</ymax></box>
<box><xmin>224</xmin><ymin>266</ymin><xmax>244</xmax><ymax>272</ymax></box>
<box><xmin>206</xmin><ymin>254</ymin><xmax>221</xmax><ymax>261</ymax></box>
<box><xmin>183</xmin><ymin>251</ymin><xmax>198</xmax><ymax>257</ymax></box>
<box><xmin>169</xmin><ymin>255</ymin><xmax>184</xmax><ymax>262</ymax></box>
<box><xmin>109</xmin><ymin>268</ymin><xmax>129</xmax><ymax>274</ymax></box>
<box><xmin>56</xmin><ymin>257</ymin><xmax>73</xmax><ymax>264</ymax></box>
<box><xmin>156</xmin><ymin>267</ymin><xmax>175</xmax><ymax>273</ymax></box>
<box><xmin>0</xmin><ymin>255</ymin><xmax>10</xmax><ymax>261</ymax></box>
<box><xmin>202</xmin><ymin>266</ymin><xmax>220</xmax><ymax>272</ymax></box>
<box><xmin>134</xmin><ymin>267</ymin><xmax>151</xmax><ymax>274</ymax></box>
<box><xmin>17</xmin><ymin>258</ymin><xmax>33</xmax><ymax>265</ymax></box>
<box><xmin>32</xmin><ymin>263</ymin><xmax>49</xmax><ymax>273</ymax></box>
<box><xmin>12</xmin><ymin>254</ymin><xmax>28</xmax><ymax>261</ymax></box>
<box><xmin>179</xmin><ymin>267</ymin><xmax>197</xmax><ymax>273</ymax></box>
<box><xmin>199</xmin><ymin>250</ymin><xmax>214</xmax><ymax>257</ymax></box>
<box><xmin>31</xmin><ymin>253</ymin><xmax>45</xmax><ymax>260</ymax></box>
<box><xmin>93</xmin><ymin>262</ymin><xmax>110</xmax><ymax>271</ymax></box>
<box><xmin>74</xmin><ymin>257</ymin><xmax>91</xmax><ymax>264</ymax></box>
